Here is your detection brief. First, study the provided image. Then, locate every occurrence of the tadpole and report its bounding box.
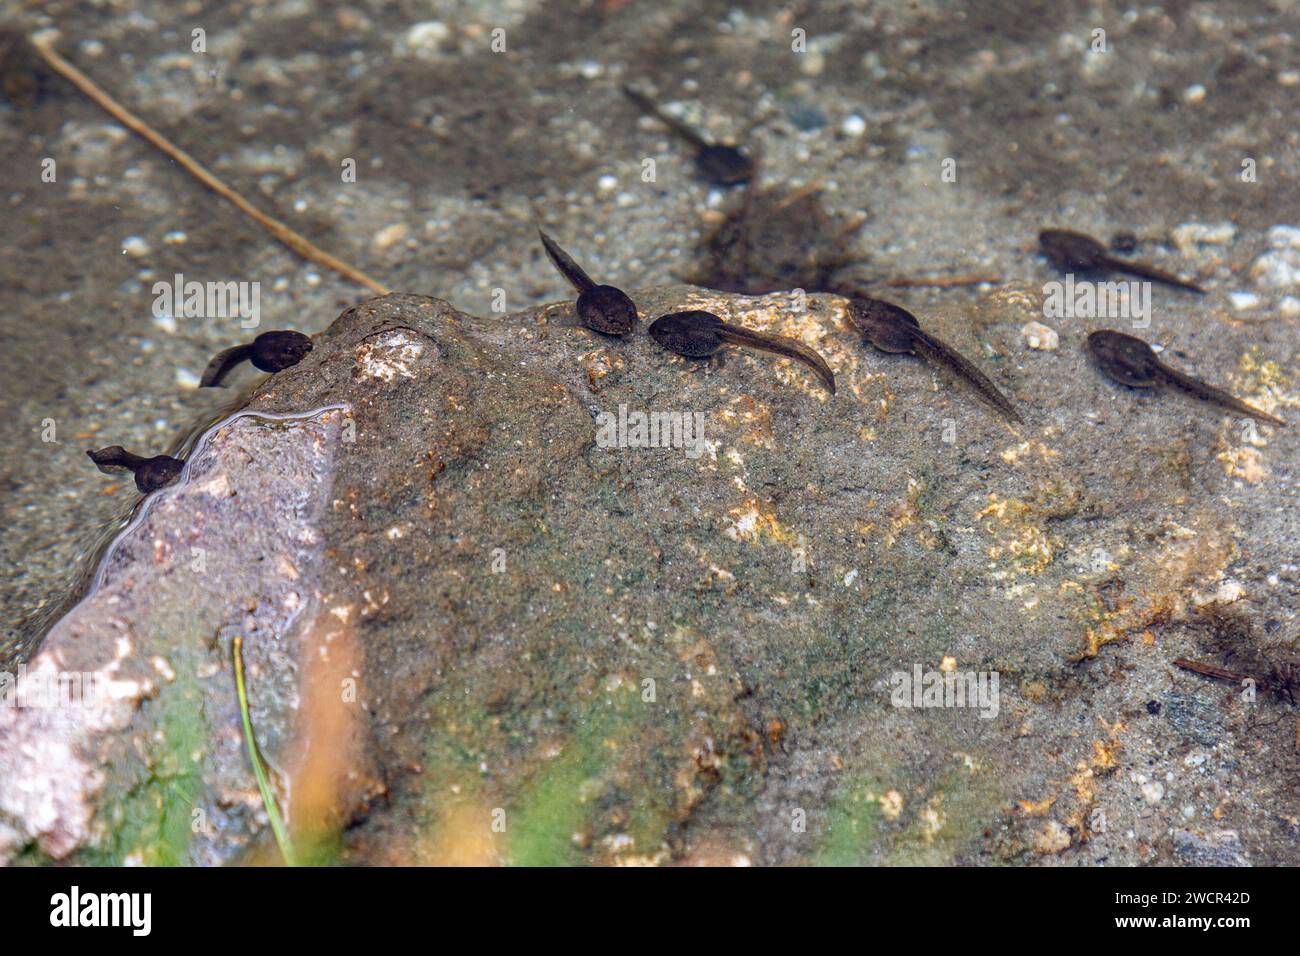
[648,309,836,394]
[1039,229,1206,294]
[845,295,1022,424]
[87,446,184,493]
[623,84,753,186]
[200,330,313,387]
[537,229,638,335]
[1086,329,1284,426]
[689,181,867,296]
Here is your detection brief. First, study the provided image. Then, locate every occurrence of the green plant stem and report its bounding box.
[233,636,297,865]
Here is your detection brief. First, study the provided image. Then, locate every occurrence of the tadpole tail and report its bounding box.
[1105,257,1206,294]
[537,229,595,294]
[1158,365,1286,426]
[912,330,1024,424]
[200,344,254,388]
[717,324,837,395]
[622,84,710,150]
[87,445,146,475]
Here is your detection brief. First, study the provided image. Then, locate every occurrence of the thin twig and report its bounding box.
[1172,657,1252,685]
[30,33,390,296]
[233,636,298,866]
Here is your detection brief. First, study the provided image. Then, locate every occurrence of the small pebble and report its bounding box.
[371,223,409,254]
[1249,225,1300,289]
[1183,83,1207,104]
[151,313,177,335]
[800,47,825,77]
[122,236,151,258]
[1279,296,1300,317]
[162,230,188,245]
[596,174,618,194]
[402,21,450,59]
[1267,224,1300,249]
[1021,321,1059,350]
[1141,780,1165,804]
[175,368,201,390]
[1170,221,1236,254]
[842,114,867,137]
[1229,291,1260,310]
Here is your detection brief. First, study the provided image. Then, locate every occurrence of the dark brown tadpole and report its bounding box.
[200,330,313,387]
[87,446,185,493]
[0,31,53,110]
[537,229,638,336]
[623,84,753,186]
[845,295,1023,424]
[649,310,835,394]
[1086,330,1285,426]
[1039,229,1206,294]
[688,182,867,295]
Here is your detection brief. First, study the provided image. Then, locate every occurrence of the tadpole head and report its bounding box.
[846,296,919,353]
[1086,329,1162,387]
[250,330,313,373]
[649,310,725,357]
[87,446,184,493]
[1039,229,1109,272]
[577,285,638,336]
[696,144,754,186]
[134,455,185,493]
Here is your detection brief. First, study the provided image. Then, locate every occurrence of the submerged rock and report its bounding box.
[2,287,1296,865]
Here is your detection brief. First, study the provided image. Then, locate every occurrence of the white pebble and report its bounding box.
[1183,83,1206,103]
[842,114,867,137]
[1141,780,1165,804]
[1279,296,1300,317]
[1229,291,1260,310]
[371,222,409,253]
[162,230,188,245]
[1170,221,1236,254]
[1249,225,1300,289]
[1021,321,1059,350]
[402,21,450,59]
[175,368,201,389]
[151,313,177,334]
[1267,225,1300,249]
[596,174,618,193]
[122,236,150,258]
